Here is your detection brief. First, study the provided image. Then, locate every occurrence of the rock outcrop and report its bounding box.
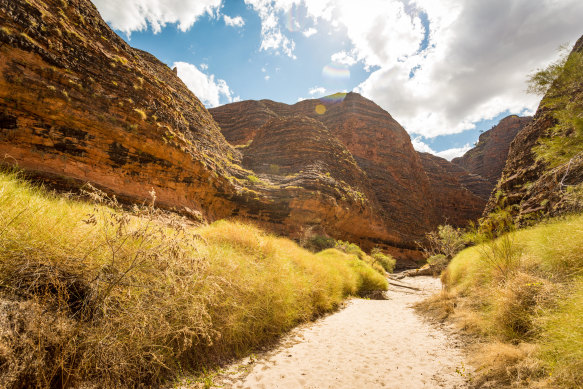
[0,0,243,220]
[452,115,532,194]
[484,35,583,223]
[211,93,487,265]
[0,0,491,267]
[418,152,489,218]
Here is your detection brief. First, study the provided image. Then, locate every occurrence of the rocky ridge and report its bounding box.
[452,115,532,194]
[484,35,583,223]
[0,0,243,220]
[0,0,496,266]
[211,94,487,263]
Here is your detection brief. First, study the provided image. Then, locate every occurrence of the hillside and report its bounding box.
[0,0,493,267]
[484,35,583,223]
[0,0,246,221]
[452,115,532,192]
[210,94,487,264]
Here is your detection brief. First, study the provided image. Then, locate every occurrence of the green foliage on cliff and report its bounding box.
[0,170,386,387]
[529,48,583,167]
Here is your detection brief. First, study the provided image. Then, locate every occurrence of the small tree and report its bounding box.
[422,224,465,260]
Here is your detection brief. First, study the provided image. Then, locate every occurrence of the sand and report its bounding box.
[211,276,470,389]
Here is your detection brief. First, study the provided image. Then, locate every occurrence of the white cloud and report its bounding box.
[244,0,296,58]
[173,61,233,108]
[308,86,327,96]
[435,145,472,161]
[244,0,583,139]
[331,51,357,66]
[354,0,583,137]
[412,137,471,161]
[93,0,221,35]
[411,137,436,154]
[264,75,271,81]
[302,27,317,37]
[224,15,245,27]
[200,63,208,70]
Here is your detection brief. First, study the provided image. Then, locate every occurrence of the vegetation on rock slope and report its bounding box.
[419,215,583,388]
[0,170,387,388]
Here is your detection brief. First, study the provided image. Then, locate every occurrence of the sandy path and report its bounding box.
[213,276,469,389]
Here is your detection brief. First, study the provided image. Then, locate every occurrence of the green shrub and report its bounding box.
[528,48,583,167]
[371,248,396,273]
[0,170,387,387]
[436,214,583,388]
[303,235,337,252]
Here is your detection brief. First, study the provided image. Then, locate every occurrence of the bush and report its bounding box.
[371,248,396,273]
[0,170,387,387]
[302,235,337,253]
[434,214,583,388]
[421,224,465,260]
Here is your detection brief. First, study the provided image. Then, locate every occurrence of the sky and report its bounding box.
[92,0,583,160]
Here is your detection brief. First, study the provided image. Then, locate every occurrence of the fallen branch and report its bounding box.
[388,281,421,291]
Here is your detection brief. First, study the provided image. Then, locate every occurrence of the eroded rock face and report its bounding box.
[452,115,532,193]
[211,93,487,264]
[484,36,583,223]
[0,0,241,219]
[0,0,490,267]
[418,152,488,221]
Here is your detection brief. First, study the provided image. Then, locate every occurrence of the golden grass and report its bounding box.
[0,170,387,388]
[430,214,583,388]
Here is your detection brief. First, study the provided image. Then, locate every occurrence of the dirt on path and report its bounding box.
[211,276,470,389]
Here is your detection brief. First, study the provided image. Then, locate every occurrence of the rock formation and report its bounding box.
[211,94,487,265]
[484,35,583,224]
[452,115,532,193]
[0,0,491,267]
[0,0,243,220]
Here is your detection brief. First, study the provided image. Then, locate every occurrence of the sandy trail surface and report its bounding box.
[213,276,469,389]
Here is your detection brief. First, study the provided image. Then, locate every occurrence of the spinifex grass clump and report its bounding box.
[0,170,387,388]
[427,215,583,388]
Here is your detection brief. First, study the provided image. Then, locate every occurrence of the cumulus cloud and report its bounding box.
[411,137,435,154]
[331,51,357,66]
[411,137,471,160]
[93,0,221,34]
[173,62,233,108]
[355,0,583,137]
[245,0,583,139]
[224,15,245,28]
[436,145,472,161]
[308,86,327,96]
[244,0,296,58]
[303,27,317,38]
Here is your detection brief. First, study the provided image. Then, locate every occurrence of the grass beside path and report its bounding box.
[419,214,583,388]
[0,170,387,388]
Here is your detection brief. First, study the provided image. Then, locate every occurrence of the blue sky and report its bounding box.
[94,0,583,159]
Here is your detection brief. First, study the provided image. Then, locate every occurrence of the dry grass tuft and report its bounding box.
[0,170,387,387]
[426,214,583,388]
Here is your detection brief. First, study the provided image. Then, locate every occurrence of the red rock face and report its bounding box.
[211,93,487,261]
[0,0,242,220]
[418,152,488,222]
[0,0,490,267]
[452,115,532,194]
[484,35,583,223]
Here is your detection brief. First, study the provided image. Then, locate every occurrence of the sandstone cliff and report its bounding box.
[211,93,487,264]
[0,0,403,263]
[452,115,532,193]
[0,0,243,220]
[0,0,491,267]
[484,35,583,223]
